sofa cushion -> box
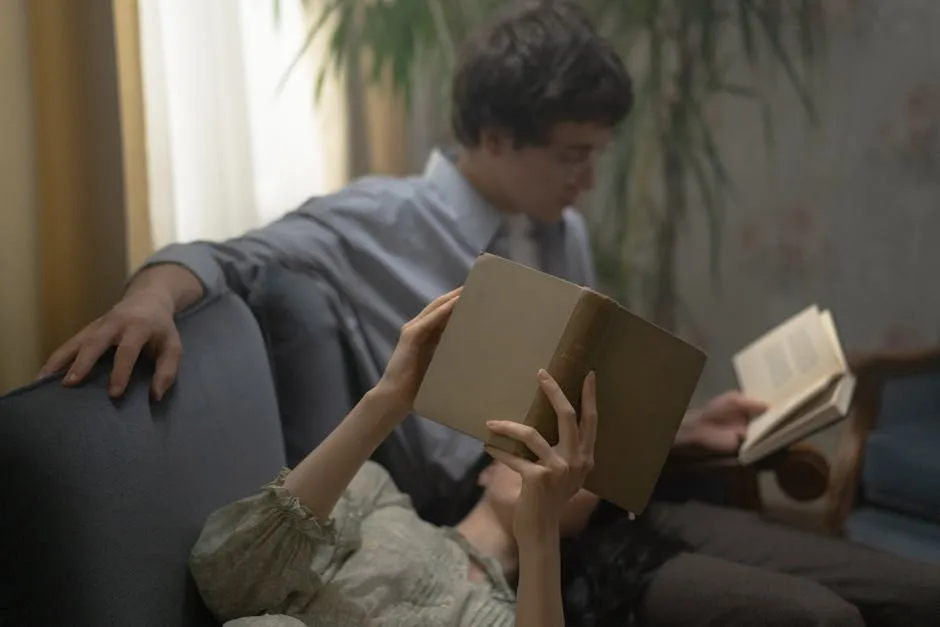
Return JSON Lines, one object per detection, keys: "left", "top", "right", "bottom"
{"left": 862, "top": 426, "right": 940, "bottom": 523}
{"left": 876, "top": 370, "right": 940, "bottom": 431}
{"left": 0, "top": 292, "right": 285, "bottom": 627}
{"left": 846, "top": 506, "right": 940, "bottom": 565}
{"left": 860, "top": 371, "right": 940, "bottom": 522}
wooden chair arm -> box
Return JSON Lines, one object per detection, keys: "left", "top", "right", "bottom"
{"left": 663, "top": 443, "right": 830, "bottom": 511}
{"left": 825, "top": 345, "right": 940, "bottom": 534}
{"left": 847, "top": 346, "right": 940, "bottom": 377}
{"left": 772, "top": 442, "right": 831, "bottom": 502}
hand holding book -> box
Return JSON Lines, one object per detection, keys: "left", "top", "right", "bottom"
{"left": 676, "top": 391, "right": 769, "bottom": 455}
{"left": 376, "top": 288, "right": 462, "bottom": 416}
{"left": 731, "top": 305, "right": 856, "bottom": 464}
{"left": 485, "top": 369, "right": 598, "bottom": 540}
{"left": 415, "top": 254, "right": 708, "bottom": 514}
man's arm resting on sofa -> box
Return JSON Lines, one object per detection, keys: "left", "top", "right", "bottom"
{"left": 37, "top": 263, "right": 203, "bottom": 399}
{"left": 37, "top": 201, "right": 342, "bottom": 398}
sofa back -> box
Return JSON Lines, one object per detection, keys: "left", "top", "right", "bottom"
{"left": 0, "top": 293, "right": 286, "bottom": 627}
{"left": 246, "top": 265, "right": 490, "bottom": 526}
{"left": 861, "top": 369, "right": 940, "bottom": 522}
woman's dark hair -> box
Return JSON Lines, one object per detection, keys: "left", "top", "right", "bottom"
{"left": 453, "top": 453, "right": 684, "bottom": 626}
{"left": 560, "top": 501, "right": 688, "bottom": 627}
{"left": 451, "top": 0, "right": 633, "bottom": 148}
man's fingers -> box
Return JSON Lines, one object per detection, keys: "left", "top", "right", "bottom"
{"left": 741, "top": 396, "right": 769, "bottom": 416}
{"left": 485, "top": 446, "right": 538, "bottom": 476}
{"left": 109, "top": 330, "right": 148, "bottom": 397}
{"left": 37, "top": 334, "right": 84, "bottom": 379}
{"left": 723, "top": 391, "right": 768, "bottom": 417}
{"left": 486, "top": 419, "right": 558, "bottom": 464}
{"left": 579, "top": 371, "right": 598, "bottom": 458}
{"left": 538, "top": 370, "right": 579, "bottom": 456}
{"left": 151, "top": 335, "right": 183, "bottom": 401}
{"left": 64, "top": 331, "right": 116, "bottom": 386}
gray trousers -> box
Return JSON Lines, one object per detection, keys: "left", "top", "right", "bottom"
{"left": 640, "top": 501, "right": 940, "bottom": 626}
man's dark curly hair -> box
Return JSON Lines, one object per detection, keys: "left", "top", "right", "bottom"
{"left": 451, "top": 0, "right": 634, "bottom": 148}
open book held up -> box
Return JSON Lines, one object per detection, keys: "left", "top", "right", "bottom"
{"left": 733, "top": 305, "right": 856, "bottom": 465}
{"left": 414, "top": 254, "right": 707, "bottom": 515}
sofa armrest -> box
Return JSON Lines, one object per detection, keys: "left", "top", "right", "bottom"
{"left": 663, "top": 443, "right": 830, "bottom": 511}
{"left": 825, "top": 346, "right": 940, "bottom": 534}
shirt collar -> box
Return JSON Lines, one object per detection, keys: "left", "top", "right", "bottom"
{"left": 424, "top": 150, "right": 503, "bottom": 255}
{"left": 423, "top": 149, "right": 567, "bottom": 252}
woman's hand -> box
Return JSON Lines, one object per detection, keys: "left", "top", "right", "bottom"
{"left": 376, "top": 288, "right": 461, "bottom": 414}
{"left": 282, "top": 287, "right": 460, "bottom": 521}
{"left": 485, "top": 370, "right": 598, "bottom": 540}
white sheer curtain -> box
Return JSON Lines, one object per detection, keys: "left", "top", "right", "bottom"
{"left": 138, "top": 0, "right": 342, "bottom": 247}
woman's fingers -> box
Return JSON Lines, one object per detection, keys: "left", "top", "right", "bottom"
{"left": 407, "top": 292, "right": 460, "bottom": 342}
{"left": 537, "top": 370, "right": 579, "bottom": 457}
{"left": 579, "top": 371, "right": 598, "bottom": 459}
{"left": 484, "top": 446, "right": 539, "bottom": 476}
{"left": 415, "top": 287, "right": 462, "bottom": 321}
{"left": 404, "top": 288, "right": 462, "bottom": 339}
{"left": 486, "top": 419, "right": 561, "bottom": 466}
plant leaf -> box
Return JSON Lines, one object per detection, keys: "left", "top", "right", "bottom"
{"left": 744, "top": 0, "right": 818, "bottom": 122}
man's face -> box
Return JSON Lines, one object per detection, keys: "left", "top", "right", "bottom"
{"left": 483, "top": 122, "right": 612, "bottom": 222}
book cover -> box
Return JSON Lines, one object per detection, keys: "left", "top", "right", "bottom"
{"left": 414, "top": 254, "right": 707, "bottom": 514}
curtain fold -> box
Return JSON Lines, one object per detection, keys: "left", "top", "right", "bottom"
{"left": 0, "top": 0, "right": 41, "bottom": 394}
{"left": 113, "top": 0, "right": 153, "bottom": 271}
{"left": 27, "top": 0, "right": 129, "bottom": 362}
{"left": 138, "top": 0, "right": 342, "bottom": 247}
{"left": 0, "top": 0, "right": 413, "bottom": 393}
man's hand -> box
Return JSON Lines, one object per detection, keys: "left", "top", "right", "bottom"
{"left": 37, "top": 264, "right": 202, "bottom": 400}
{"left": 676, "top": 391, "right": 768, "bottom": 455}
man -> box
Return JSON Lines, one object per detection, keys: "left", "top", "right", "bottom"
{"left": 41, "top": 2, "right": 938, "bottom": 625}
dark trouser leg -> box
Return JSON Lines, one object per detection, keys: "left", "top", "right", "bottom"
{"left": 641, "top": 500, "right": 940, "bottom": 627}
{"left": 638, "top": 552, "right": 863, "bottom": 627}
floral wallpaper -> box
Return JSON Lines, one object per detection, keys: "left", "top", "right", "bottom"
{"left": 679, "top": 0, "right": 940, "bottom": 403}
{"left": 671, "top": 0, "right": 940, "bottom": 512}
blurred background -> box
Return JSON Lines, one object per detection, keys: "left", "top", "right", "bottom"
{"left": 2, "top": 0, "right": 939, "bottom": 522}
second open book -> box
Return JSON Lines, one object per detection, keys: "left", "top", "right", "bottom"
{"left": 733, "top": 305, "right": 856, "bottom": 465}
{"left": 414, "top": 254, "right": 707, "bottom": 515}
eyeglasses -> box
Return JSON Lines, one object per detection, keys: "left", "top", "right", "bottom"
{"left": 548, "top": 143, "right": 610, "bottom": 180}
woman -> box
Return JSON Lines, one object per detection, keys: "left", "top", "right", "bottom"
{"left": 190, "top": 289, "right": 678, "bottom": 626}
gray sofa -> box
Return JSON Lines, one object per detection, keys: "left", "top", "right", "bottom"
{"left": 0, "top": 271, "right": 326, "bottom": 626}
{"left": 0, "top": 264, "right": 824, "bottom": 626}
{"left": 0, "top": 264, "right": 475, "bottom": 626}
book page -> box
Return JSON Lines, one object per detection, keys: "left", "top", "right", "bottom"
{"left": 819, "top": 310, "right": 847, "bottom": 369}
{"left": 733, "top": 305, "right": 844, "bottom": 408}
{"left": 739, "top": 374, "right": 855, "bottom": 464}
{"left": 742, "top": 373, "right": 837, "bottom": 450}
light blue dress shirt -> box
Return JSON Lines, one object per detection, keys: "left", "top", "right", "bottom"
{"left": 145, "top": 150, "right": 596, "bottom": 511}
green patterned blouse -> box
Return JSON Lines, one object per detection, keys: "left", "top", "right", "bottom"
{"left": 190, "top": 462, "right": 516, "bottom": 626}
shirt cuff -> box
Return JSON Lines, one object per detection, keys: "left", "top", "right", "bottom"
{"left": 129, "top": 242, "right": 228, "bottom": 301}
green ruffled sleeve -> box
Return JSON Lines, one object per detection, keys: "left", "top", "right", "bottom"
{"left": 189, "top": 462, "right": 408, "bottom": 622}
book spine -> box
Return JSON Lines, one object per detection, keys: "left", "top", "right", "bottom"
{"left": 516, "top": 290, "right": 613, "bottom": 460}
